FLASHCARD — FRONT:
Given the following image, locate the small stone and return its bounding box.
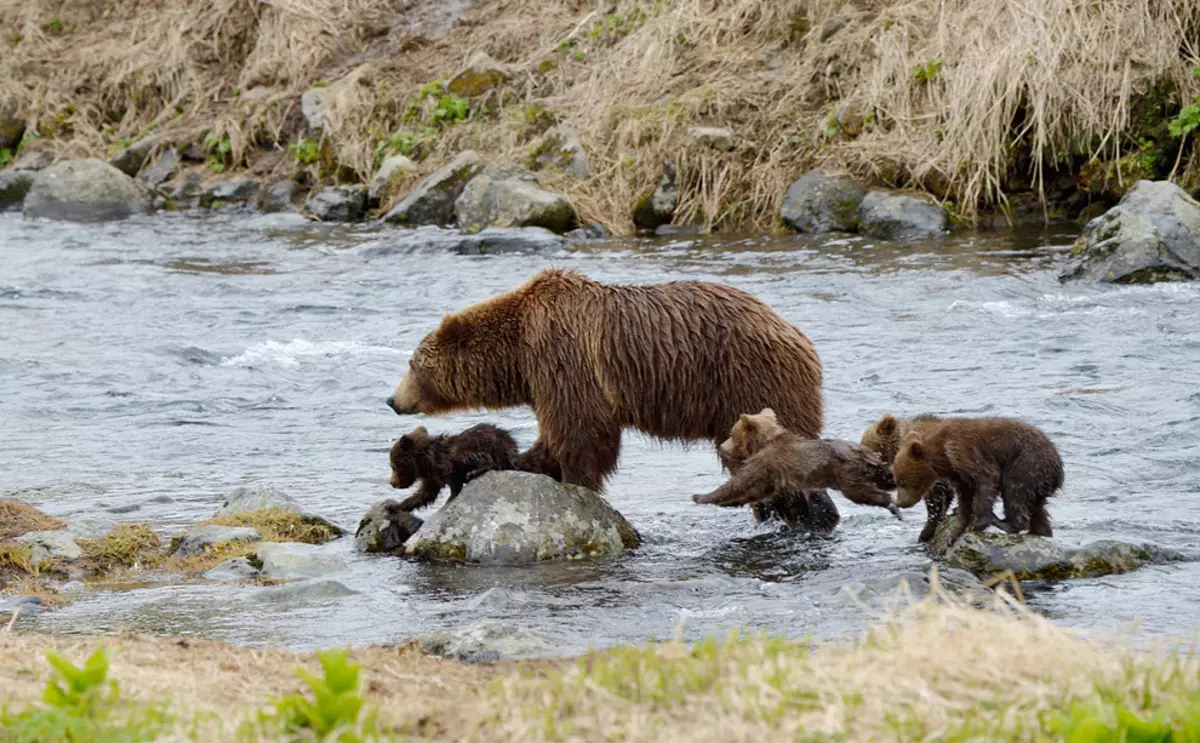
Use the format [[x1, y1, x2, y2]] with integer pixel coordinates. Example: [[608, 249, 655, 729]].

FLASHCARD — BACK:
[[303, 185, 368, 222], [256, 542, 346, 580], [109, 137, 161, 177], [354, 500, 424, 555], [203, 557, 260, 582], [382, 151, 485, 226], [139, 147, 179, 186], [0, 171, 35, 212], [369, 155, 418, 207], [16, 530, 83, 563], [301, 88, 328, 135], [417, 620, 553, 662], [258, 180, 303, 213], [632, 163, 679, 232], [686, 126, 735, 152], [858, 191, 948, 240], [446, 51, 511, 98], [23, 159, 156, 223], [779, 168, 867, 234], [172, 525, 262, 557], [199, 178, 260, 209]]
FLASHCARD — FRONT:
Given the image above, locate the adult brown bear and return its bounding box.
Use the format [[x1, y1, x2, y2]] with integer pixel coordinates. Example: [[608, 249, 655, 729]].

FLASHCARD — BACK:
[[386, 268, 832, 529]]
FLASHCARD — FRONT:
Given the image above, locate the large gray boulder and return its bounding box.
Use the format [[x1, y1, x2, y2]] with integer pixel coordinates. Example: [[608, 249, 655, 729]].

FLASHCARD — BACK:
[[1061, 180, 1200, 283], [214, 486, 344, 536], [405, 470, 640, 565], [382, 151, 484, 226], [0, 171, 35, 211], [16, 530, 82, 564], [454, 164, 577, 234], [303, 185, 367, 222], [255, 542, 346, 580], [859, 191, 947, 240], [417, 620, 553, 662], [23, 159, 155, 222], [354, 500, 424, 555], [779, 168, 866, 234], [171, 525, 262, 557]]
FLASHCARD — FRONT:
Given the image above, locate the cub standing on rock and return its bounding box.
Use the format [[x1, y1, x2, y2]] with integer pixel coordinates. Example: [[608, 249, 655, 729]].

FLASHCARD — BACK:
[[890, 416, 1064, 547], [389, 423, 519, 511], [694, 408, 901, 518], [386, 267, 838, 532], [860, 413, 956, 542]]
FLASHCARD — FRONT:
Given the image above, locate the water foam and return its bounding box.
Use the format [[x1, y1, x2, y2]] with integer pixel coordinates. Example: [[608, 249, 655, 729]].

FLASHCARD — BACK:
[[219, 338, 405, 368]]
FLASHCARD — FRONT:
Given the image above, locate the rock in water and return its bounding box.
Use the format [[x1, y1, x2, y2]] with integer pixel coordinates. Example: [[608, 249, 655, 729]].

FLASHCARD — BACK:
[[214, 486, 344, 536], [23, 159, 155, 222], [858, 191, 948, 240], [172, 525, 262, 557], [258, 180, 302, 213], [405, 470, 640, 565], [203, 557, 261, 581], [779, 168, 866, 234], [354, 500, 424, 554], [382, 151, 484, 226], [199, 178, 260, 209], [1061, 180, 1200, 283], [0, 171, 35, 211], [417, 620, 553, 662], [304, 185, 367, 222], [255, 542, 346, 580], [454, 164, 577, 234], [16, 530, 82, 563]]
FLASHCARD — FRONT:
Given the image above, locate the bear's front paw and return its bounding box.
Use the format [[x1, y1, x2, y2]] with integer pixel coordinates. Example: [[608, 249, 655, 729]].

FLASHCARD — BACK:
[[692, 492, 713, 505], [888, 502, 903, 520]]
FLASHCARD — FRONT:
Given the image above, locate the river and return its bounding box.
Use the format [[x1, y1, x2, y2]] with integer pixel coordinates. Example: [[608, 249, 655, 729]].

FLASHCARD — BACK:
[[2, 211, 1198, 653]]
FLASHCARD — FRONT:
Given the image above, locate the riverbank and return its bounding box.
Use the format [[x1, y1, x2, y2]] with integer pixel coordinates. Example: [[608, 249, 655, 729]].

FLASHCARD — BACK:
[[3, 0, 1200, 234], [3, 590, 1199, 741]]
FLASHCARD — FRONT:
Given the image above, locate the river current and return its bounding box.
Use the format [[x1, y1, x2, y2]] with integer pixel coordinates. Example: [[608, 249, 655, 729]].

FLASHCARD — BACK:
[[2, 211, 1198, 653]]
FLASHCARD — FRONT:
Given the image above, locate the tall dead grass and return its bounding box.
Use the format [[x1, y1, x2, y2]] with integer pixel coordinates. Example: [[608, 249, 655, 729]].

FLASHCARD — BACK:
[[2, 0, 1199, 231]]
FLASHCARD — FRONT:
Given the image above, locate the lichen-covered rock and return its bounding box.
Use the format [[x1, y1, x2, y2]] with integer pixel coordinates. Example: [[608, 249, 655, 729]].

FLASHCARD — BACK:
[[454, 164, 577, 234], [16, 530, 83, 563], [1061, 180, 1200, 284], [255, 542, 346, 580], [686, 126, 735, 152], [0, 171, 34, 212], [213, 486, 344, 536], [446, 51, 511, 98], [369, 155, 417, 207], [382, 151, 484, 226], [109, 137, 161, 177], [858, 191, 948, 240], [258, 180, 302, 213], [632, 162, 679, 232], [139, 148, 179, 187], [417, 620, 554, 662], [405, 470, 639, 565], [199, 177, 260, 209], [361, 225, 567, 256], [529, 125, 589, 179], [779, 168, 866, 234], [172, 525, 262, 557], [937, 528, 1189, 581], [23, 159, 155, 222], [354, 500, 424, 555], [303, 185, 367, 222]]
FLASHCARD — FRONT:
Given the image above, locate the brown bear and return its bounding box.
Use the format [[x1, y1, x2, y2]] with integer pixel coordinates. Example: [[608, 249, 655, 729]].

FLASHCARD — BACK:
[[386, 268, 831, 529], [695, 408, 900, 517], [389, 423, 519, 511], [717, 437, 841, 533], [891, 416, 1063, 547], [514, 438, 563, 482]]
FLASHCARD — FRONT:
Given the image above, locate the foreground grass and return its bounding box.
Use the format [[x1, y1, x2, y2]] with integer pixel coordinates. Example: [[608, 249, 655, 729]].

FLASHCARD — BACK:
[[2, 587, 1199, 741]]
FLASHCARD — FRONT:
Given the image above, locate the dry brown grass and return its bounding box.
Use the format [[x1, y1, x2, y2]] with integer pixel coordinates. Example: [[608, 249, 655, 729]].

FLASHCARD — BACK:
[[205, 507, 341, 545], [3, 0, 1199, 230], [76, 523, 164, 573], [0, 500, 66, 541], [1, 585, 1197, 741]]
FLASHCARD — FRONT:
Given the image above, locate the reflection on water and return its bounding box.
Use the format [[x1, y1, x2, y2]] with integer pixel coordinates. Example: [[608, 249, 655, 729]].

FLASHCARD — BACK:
[[2, 211, 1199, 652]]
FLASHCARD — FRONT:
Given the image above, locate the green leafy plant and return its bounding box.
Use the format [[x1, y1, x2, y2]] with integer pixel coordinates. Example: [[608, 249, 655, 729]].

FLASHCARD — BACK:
[[373, 131, 420, 166], [432, 94, 469, 124], [255, 648, 378, 742], [911, 55, 945, 84], [44, 16, 65, 35], [0, 147, 13, 167], [290, 136, 320, 164], [1168, 103, 1200, 139], [202, 132, 232, 173]]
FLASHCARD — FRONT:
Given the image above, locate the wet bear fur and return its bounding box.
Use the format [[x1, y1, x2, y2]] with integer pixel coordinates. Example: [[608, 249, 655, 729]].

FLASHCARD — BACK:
[[389, 423, 519, 511], [891, 416, 1064, 547], [697, 408, 900, 518], [514, 438, 564, 482], [860, 413, 957, 542], [387, 268, 833, 530]]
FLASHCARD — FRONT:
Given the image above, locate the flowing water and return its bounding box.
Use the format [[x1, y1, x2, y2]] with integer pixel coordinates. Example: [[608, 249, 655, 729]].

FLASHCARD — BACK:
[[2, 210, 1199, 653]]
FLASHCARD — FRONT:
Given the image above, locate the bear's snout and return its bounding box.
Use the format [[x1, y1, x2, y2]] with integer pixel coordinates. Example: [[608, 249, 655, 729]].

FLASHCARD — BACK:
[[386, 396, 397, 411]]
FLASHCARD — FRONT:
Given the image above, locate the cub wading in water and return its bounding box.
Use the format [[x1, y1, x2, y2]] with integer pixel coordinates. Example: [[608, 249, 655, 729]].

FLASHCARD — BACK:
[[891, 416, 1064, 547], [694, 408, 901, 519]]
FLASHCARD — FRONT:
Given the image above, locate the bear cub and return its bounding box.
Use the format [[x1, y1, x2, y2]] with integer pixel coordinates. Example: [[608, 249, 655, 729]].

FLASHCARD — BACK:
[[860, 413, 958, 542], [694, 408, 900, 518], [891, 416, 1063, 546], [389, 423, 519, 511]]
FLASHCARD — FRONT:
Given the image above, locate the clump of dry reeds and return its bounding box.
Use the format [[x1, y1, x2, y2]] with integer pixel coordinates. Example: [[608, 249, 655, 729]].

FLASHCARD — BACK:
[[2, 0, 1199, 232]]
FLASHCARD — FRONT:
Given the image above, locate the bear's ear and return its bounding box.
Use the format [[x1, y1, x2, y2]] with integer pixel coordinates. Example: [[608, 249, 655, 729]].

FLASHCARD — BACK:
[[758, 407, 776, 420], [437, 313, 470, 348], [906, 440, 924, 460], [878, 414, 897, 435]]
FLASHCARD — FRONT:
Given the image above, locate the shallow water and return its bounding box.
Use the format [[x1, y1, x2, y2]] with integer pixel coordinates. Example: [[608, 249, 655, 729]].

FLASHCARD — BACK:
[[2, 210, 1199, 653]]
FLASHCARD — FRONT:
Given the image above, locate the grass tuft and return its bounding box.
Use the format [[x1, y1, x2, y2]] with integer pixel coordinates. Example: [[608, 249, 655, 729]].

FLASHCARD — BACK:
[[76, 523, 164, 574], [206, 508, 340, 545], [0, 501, 67, 541]]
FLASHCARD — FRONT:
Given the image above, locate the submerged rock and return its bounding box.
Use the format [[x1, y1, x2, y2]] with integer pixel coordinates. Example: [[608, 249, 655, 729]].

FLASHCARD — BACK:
[[416, 620, 553, 662], [1061, 180, 1200, 284], [16, 530, 83, 563], [632, 162, 679, 232], [827, 566, 989, 609], [454, 164, 577, 234], [362, 225, 567, 256], [382, 150, 484, 226], [779, 168, 866, 234], [213, 486, 344, 536], [303, 185, 367, 222], [172, 525, 262, 557], [255, 542, 346, 580], [23, 159, 155, 222], [354, 500, 424, 555], [0, 171, 35, 211], [858, 191, 948, 240], [405, 470, 640, 565], [254, 579, 357, 603]]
